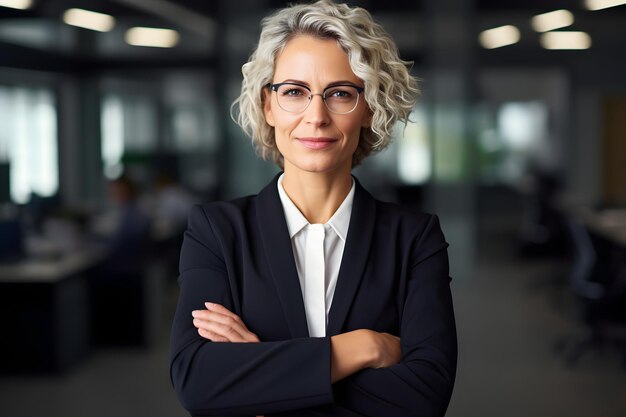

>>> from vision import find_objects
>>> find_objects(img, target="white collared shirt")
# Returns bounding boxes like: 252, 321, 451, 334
277, 174, 355, 337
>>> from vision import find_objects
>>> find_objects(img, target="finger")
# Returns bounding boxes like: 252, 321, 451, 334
195, 320, 245, 342
205, 302, 240, 320
194, 318, 260, 343
193, 318, 249, 342
191, 310, 245, 342
193, 309, 248, 331
194, 307, 259, 341
191, 310, 245, 327
192, 307, 260, 343
197, 327, 229, 342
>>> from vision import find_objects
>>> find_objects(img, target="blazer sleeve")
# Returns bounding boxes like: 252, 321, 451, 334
170, 205, 334, 416
330, 214, 457, 417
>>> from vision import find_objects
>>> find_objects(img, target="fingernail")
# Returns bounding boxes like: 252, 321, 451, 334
205, 302, 214, 309
191, 310, 198, 317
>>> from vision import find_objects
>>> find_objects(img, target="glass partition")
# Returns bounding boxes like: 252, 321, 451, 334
0, 85, 58, 204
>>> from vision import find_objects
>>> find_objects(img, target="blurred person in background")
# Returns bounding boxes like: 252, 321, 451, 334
170, 1, 457, 416
151, 172, 195, 281
105, 174, 151, 261
91, 174, 152, 345
153, 172, 194, 233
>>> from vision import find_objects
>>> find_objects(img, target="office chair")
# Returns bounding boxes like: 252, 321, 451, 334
557, 218, 626, 368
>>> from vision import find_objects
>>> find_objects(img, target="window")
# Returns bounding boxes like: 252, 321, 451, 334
476, 101, 550, 184
169, 102, 219, 152
101, 93, 158, 179
0, 85, 58, 204
396, 104, 431, 184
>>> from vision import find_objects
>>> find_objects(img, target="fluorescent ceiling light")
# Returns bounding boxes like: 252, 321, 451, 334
0, 0, 33, 9
125, 27, 179, 48
112, 0, 214, 39
63, 8, 115, 32
584, 0, 626, 10
540, 31, 592, 49
479, 25, 520, 49
531, 9, 574, 32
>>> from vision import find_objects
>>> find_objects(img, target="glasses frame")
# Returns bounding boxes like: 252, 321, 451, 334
267, 82, 365, 115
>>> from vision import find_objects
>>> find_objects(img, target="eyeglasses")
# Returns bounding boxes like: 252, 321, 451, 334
268, 82, 365, 114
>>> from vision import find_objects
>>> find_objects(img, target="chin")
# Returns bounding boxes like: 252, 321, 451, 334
299, 164, 334, 174
299, 163, 350, 176
291, 154, 338, 170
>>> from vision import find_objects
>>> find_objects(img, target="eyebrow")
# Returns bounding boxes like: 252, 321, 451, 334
278, 79, 363, 88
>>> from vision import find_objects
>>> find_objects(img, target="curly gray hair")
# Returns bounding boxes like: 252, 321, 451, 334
231, 0, 419, 168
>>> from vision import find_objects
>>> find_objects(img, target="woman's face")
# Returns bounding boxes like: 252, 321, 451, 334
263, 35, 371, 177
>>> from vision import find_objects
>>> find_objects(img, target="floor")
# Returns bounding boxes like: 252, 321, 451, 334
1, 221, 625, 417
447, 218, 626, 417
0, 285, 187, 417
447, 256, 626, 417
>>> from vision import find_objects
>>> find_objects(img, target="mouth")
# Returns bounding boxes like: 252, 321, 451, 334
296, 137, 338, 150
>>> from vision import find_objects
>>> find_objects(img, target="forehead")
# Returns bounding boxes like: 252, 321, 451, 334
273, 35, 360, 84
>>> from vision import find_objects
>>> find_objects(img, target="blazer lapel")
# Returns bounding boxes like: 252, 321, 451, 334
256, 174, 310, 339
327, 179, 376, 336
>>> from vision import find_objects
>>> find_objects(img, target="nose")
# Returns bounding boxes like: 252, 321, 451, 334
304, 93, 330, 125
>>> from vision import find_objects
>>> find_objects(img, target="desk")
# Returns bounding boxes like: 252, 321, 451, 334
577, 208, 626, 296
0, 249, 106, 283
0, 247, 106, 373
581, 208, 626, 247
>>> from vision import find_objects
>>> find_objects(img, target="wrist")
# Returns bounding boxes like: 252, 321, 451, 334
358, 329, 381, 368
330, 329, 378, 382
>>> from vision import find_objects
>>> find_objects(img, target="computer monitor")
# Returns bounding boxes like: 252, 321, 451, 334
0, 218, 23, 261
0, 162, 10, 204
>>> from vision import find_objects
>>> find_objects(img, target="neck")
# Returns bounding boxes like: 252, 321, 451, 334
281, 167, 352, 224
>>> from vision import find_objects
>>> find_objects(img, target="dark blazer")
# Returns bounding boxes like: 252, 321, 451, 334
170, 175, 457, 417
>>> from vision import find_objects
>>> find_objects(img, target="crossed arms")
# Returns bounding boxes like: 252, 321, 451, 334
169, 205, 457, 416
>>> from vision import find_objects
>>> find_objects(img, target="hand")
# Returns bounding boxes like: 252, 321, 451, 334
330, 329, 402, 383
367, 331, 402, 369
192, 302, 260, 343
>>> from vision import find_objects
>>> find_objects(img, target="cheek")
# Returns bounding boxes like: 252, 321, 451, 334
272, 118, 295, 153
342, 120, 364, 145
274, 113, 301, 136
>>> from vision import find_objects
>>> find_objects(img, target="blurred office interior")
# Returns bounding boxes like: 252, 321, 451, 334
0, 0, 625, 416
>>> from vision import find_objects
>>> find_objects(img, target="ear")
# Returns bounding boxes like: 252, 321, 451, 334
263, 88, 275, 127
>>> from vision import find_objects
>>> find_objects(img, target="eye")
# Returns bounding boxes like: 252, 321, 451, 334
326, 88, 354, 99
279, 86, 308, 97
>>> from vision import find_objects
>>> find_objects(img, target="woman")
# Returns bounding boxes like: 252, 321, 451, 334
170, 1, 457, 416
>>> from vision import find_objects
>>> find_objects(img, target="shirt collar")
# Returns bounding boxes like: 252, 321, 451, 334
277, 174, 355, 242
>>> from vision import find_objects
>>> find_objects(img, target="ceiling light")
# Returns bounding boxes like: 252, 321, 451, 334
584, 0, 626, 10
540, 31, 592, 49
531, 9, 574, 32
125, 27, 179, 48
63, 8, 115, 32
0, 0, 33, 10
479, 25, 521, 49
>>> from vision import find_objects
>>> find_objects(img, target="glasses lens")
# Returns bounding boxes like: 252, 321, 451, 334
275, 84, 310, 113
324, 86, 360, 114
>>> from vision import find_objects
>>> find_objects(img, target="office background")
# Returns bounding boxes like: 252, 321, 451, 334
1, 0, 625, 416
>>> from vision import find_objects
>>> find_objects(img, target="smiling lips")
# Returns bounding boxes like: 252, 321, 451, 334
297, 137, 337, 149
